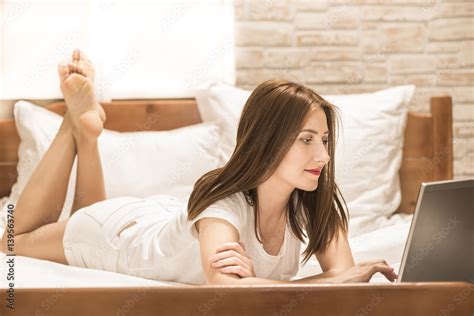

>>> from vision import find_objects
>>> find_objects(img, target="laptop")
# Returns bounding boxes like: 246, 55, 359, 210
397, 179, 473, 283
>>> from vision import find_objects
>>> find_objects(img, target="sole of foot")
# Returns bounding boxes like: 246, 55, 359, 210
60, 72, 104, 141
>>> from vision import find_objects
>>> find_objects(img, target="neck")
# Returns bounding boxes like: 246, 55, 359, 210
256, 176, 293, 229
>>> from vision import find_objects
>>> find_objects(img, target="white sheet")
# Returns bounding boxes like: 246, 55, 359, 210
294, 215, 413, 284
348, 212, 414, 239
0, 253, 182, 288
0, 198, 177, 288
0, 212, 413, 288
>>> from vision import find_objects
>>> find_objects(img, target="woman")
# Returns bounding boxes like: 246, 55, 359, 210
1, 50, 397, 285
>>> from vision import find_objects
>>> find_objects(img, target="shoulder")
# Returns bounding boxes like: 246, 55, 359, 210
206, 191, 251, 226
188, 191, 252, 240
208, 191, 248, 213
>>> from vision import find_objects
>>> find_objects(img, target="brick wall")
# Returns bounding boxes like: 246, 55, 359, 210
234, 0, 473, 179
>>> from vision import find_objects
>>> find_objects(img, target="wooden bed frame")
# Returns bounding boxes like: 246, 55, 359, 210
1, 96, 472, 316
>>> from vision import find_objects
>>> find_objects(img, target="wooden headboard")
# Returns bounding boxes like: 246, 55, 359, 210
0, 97, 453, 214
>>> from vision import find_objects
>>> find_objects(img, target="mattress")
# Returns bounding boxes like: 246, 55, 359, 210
0, 195, 413, 287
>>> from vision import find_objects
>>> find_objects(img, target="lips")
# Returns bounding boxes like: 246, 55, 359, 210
305, 169, 321, 175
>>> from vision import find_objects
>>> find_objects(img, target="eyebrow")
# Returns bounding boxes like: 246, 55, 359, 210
300, 129, 330, 135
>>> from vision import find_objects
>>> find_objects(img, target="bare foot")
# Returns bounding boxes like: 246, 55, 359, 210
58, 64, 103, 142
64, 49, 106, 123
71, 49, 96, 83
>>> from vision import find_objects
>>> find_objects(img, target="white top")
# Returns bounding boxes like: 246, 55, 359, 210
117, 191, 302, 285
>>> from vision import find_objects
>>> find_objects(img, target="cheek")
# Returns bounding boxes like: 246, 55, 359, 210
278, 148, 306, 173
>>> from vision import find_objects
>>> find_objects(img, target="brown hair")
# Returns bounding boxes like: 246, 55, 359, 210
187, 80, 349, 265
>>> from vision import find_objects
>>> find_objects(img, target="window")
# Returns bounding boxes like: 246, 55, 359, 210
0, 0, 235, 99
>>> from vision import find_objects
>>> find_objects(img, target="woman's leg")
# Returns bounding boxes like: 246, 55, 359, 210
70, 50, 107, 214
7, 111, 76, 236
0, 97, 76, 263
70, 140, 106, 214
1, 51, 106, 264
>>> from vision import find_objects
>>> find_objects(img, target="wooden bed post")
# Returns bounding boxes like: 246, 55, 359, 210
431, 96, 454, 180
396, 96, 454, 214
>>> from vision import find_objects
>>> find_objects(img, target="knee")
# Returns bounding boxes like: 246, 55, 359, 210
0, 238, 4, 253
1, 231, 16, 253
1, 232, 9, 253
1, 231, 29, 254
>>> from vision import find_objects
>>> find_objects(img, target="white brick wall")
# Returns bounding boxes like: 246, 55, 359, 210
235, 0, 474, 179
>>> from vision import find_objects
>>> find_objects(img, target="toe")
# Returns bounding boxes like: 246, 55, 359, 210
76, 64, 84, 76
67, 63, 78, 74
58, 63, 70, 83
73, 49, 81, 63
78, 53, 95, 81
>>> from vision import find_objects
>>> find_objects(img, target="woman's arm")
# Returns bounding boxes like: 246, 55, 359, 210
197, 218, 396, 285
197, 218, 339, 285
315, 226, 355, 273
230, 269, 340, 285
197, 217, 243, 285
229, 225, 355, 285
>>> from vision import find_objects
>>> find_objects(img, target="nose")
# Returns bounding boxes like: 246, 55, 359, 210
314, 141, 330, 165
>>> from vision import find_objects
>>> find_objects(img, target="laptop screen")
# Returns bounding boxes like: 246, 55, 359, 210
398, 179, 473, 283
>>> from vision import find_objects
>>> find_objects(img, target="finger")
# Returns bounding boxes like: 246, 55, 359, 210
369, 264, 391, 273
220, 266, 249, 278
215, 242, 246, 257
365, 259, 386, 265
370, 262, 395, 274
216, 242, 244, 254
238, 241, 246, 251
212, 256, 249, 269
384, 267, 398, 281
361, 259, 389, 267
211, 257, 247, 269
209, 252, 252, 273
382, 271, 397, 282
209, 250, 238, 262
370, 264, 397, 282
209, 250, 249, 265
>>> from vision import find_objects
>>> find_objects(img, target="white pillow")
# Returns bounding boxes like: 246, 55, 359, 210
195, 83, 415, 223
5, 100, 225, 220
195, 83, 252, 162
327, 86, 414, 220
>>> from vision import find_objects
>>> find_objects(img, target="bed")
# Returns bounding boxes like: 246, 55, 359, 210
0, 96, 472, 315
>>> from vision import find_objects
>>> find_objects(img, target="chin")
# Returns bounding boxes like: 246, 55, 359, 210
297, 182, 319, 192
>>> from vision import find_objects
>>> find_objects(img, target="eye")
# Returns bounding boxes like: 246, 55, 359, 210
301, 137, 329, 146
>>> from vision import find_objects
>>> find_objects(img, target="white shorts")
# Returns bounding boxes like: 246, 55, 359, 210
62, 196, 172, 274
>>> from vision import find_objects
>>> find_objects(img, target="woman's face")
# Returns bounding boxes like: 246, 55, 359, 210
274, 106, 331, 192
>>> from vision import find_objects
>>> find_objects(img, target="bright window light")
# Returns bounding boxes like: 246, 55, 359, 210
0, 0, 235, 99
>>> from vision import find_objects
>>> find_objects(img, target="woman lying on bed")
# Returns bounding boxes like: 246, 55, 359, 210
1, 50, 397, 285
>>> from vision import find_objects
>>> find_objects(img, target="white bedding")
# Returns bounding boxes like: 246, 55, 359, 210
0, 206, 413, 287
295, 214, 413, 283
0, 86, 416, 287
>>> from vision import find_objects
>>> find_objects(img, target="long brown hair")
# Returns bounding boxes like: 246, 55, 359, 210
188, 80, 349, 265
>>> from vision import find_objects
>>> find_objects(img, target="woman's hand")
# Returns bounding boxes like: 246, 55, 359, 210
208, 241, 256, 278
331, 259, 398, 283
